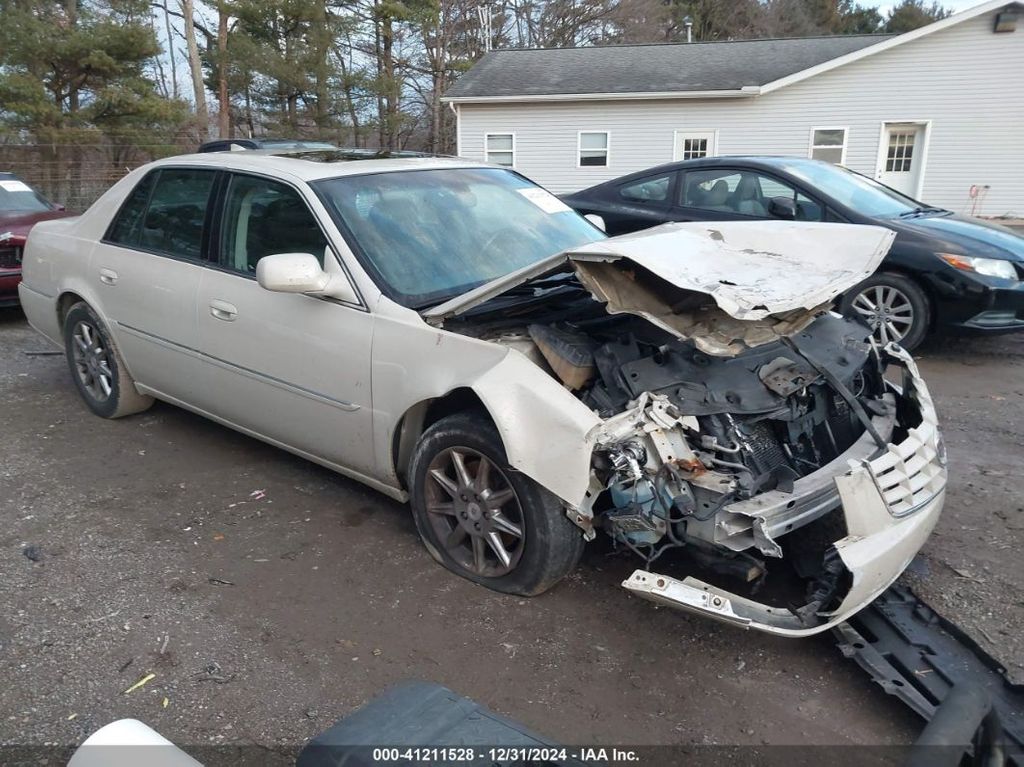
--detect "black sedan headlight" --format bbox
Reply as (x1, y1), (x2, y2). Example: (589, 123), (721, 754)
(937, 252), (1019, 280)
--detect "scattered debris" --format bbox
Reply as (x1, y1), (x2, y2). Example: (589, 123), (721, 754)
(250, 489), (267, 500)
(835, 587), (1024, 752)
(949, 565), (985, 583)
(85, 609), (122, 624)
(21, 544), (42, 562)
(197, 661), (234, 684)
(159, 635), (170, 655)
(208, 577), (235, 587)
(212, 533), (225, 541)
(162, 697), (169, 708)
(123, 673), (156, 694)
(67, 713), (77, 721)
(372, 648), (383, 657)
(118, 657), (134, 673)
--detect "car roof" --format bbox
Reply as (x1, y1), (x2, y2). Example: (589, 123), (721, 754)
(149, 151), (488, 182)
(585, 156), (824, 189)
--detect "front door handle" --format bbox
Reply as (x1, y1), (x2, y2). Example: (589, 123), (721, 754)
(99, 268), (118, 286)
(209, 299), (238, 322)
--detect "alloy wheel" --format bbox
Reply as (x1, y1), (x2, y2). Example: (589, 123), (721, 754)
(424, 447), (525, 577)
(851, 285), (915, 345)
(71, 320), (114, 402)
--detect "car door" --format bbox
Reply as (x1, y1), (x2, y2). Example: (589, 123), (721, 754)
(193, 171), (376, 475)
(674, 167), (825, 223)
(93, 167), (216, 402)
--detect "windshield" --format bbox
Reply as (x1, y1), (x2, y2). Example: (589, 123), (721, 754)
(0, 177), (52, 214)
(779, 161), (926, 218)
(313, 167), (604, 308)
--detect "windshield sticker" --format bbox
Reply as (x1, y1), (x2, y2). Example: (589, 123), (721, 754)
(0, 180), (32, 193)
(517, 187), (571, 215)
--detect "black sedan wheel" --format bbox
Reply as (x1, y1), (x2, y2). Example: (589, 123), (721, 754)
(409, 411), (584, 596)
(841, 273), (930, 350)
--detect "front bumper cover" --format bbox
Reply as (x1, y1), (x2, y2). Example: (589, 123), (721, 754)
(622, 345), (947, 636)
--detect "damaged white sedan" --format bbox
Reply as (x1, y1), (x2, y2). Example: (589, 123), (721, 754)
(19, 154), (946, 636)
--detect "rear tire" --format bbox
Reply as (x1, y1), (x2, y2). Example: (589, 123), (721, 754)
(63, 302), (153, 419)
(840, 272), (930, 351)
(409, 411), (585, 596)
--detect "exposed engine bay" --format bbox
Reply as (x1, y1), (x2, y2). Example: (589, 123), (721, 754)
(444, 284), (940, 633)
(429, 223), (945, 635)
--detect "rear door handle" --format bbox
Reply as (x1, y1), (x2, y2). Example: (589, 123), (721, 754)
(99, 268), (118, 286)
(209, 299), (238, 322)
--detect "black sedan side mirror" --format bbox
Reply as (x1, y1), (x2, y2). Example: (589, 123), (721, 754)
(768, 197), (797, 220)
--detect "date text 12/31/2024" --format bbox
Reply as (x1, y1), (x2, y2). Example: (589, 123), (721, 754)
(371, 747), (641, 763)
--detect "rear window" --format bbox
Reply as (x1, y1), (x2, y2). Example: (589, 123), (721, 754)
(0, 177), (52, 213)
(107, 169), (216, 259)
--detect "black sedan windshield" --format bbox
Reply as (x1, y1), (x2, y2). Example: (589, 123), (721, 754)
(314, 167), (604, 307)
(779, 161), (923, 218)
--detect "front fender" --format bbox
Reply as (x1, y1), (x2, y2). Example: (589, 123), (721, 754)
(372, 305), (600, 507)
(470, 349), (601, 506)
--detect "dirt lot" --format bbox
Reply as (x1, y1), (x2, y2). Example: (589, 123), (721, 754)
(1, 304), (1021, 758)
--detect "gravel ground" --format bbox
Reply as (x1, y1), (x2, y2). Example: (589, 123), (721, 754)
(1, 305), (1021, 759)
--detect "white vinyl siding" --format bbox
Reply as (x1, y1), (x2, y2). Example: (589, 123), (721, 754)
(456, 10), (1023, 216)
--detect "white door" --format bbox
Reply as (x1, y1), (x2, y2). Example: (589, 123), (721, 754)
(92, 167), (216, 403)
(673, 131), (717, 162)
(878, 123), (925, 197)
(194, 172), (376, 475)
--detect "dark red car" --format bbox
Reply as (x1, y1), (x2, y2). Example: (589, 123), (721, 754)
(0, 173), (72, 307)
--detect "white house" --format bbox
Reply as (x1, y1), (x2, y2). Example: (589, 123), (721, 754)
(444, 0), (1023, 217)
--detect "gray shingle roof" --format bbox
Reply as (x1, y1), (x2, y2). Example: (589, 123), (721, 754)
(444, 35), (891, 99)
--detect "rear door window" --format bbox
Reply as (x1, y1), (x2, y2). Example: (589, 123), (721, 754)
(618, 173), (674, 205)
(108, 168), (216, 259)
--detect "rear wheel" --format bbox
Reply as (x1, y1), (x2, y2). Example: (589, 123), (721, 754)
(409, 412), (584, 596)
(841, 272), (930, 350)
(63, 302), (153, 418)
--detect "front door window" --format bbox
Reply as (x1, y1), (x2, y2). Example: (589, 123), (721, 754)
(219, 175), (329, 275)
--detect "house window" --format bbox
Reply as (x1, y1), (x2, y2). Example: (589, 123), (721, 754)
(578, 132), (609, 167)
(673, 131), (716, 161)
(485, 133), (515, 167)
(809, 128), (847, 164)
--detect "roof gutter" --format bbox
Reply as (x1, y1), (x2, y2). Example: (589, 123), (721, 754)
(442, 86), (761, 104)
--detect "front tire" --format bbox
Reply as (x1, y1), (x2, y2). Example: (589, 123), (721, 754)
(841, 272), (930, 350)
(63, 302), (153, 419)
(409, 412), (584, 596)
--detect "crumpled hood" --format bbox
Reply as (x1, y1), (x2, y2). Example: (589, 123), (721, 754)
(424, 221), (895, 354)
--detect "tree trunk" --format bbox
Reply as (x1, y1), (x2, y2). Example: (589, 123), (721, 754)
(218, 4), (229, 137)
(180, 0), (210, 136)
(163, 1), (179, 99)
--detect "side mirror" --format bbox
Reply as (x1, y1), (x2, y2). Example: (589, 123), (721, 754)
(256, 253), (358, 303)
(768, 197), (797, 220)
(584, 213), (606, 232)
(54, 203), (66, 212)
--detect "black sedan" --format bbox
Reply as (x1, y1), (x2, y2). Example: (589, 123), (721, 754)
(563, 157), (1024, 349)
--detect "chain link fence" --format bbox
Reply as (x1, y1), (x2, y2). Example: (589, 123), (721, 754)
(0, 136), (198, 213)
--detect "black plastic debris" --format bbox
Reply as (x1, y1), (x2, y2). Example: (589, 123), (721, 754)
(22, 544), (42, 562)
(297, 680), (594, 767)
(834, 586), (1023, 766)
